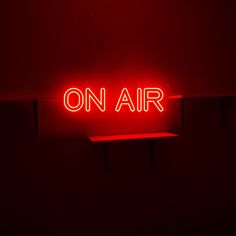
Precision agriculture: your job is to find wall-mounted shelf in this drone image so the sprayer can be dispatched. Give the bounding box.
[89,132,178,143]
[89,132,179,171]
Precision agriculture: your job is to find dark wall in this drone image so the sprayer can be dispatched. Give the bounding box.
[1,0,236,235]
[1,0,236,98]
[1,98,236,235]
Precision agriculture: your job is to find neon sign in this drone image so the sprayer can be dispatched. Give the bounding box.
[64,88,164,112]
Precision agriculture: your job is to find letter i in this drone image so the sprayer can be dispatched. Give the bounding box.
[137,88,142,112]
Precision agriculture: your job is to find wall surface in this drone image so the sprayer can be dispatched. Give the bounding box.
[1,98,236,235]
[1,0,236,235]
[1,0,236,99]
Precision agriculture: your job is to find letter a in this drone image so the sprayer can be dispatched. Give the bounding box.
[115,88,135,112]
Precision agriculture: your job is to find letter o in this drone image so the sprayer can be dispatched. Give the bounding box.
[64,88,84,112]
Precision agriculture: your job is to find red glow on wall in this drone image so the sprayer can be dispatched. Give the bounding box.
[41,72,172,137]
[63,87,164,112]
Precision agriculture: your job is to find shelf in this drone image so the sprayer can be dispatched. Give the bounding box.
[89,132,178,143]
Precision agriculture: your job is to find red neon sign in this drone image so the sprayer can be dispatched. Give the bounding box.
[64,88,164,112]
